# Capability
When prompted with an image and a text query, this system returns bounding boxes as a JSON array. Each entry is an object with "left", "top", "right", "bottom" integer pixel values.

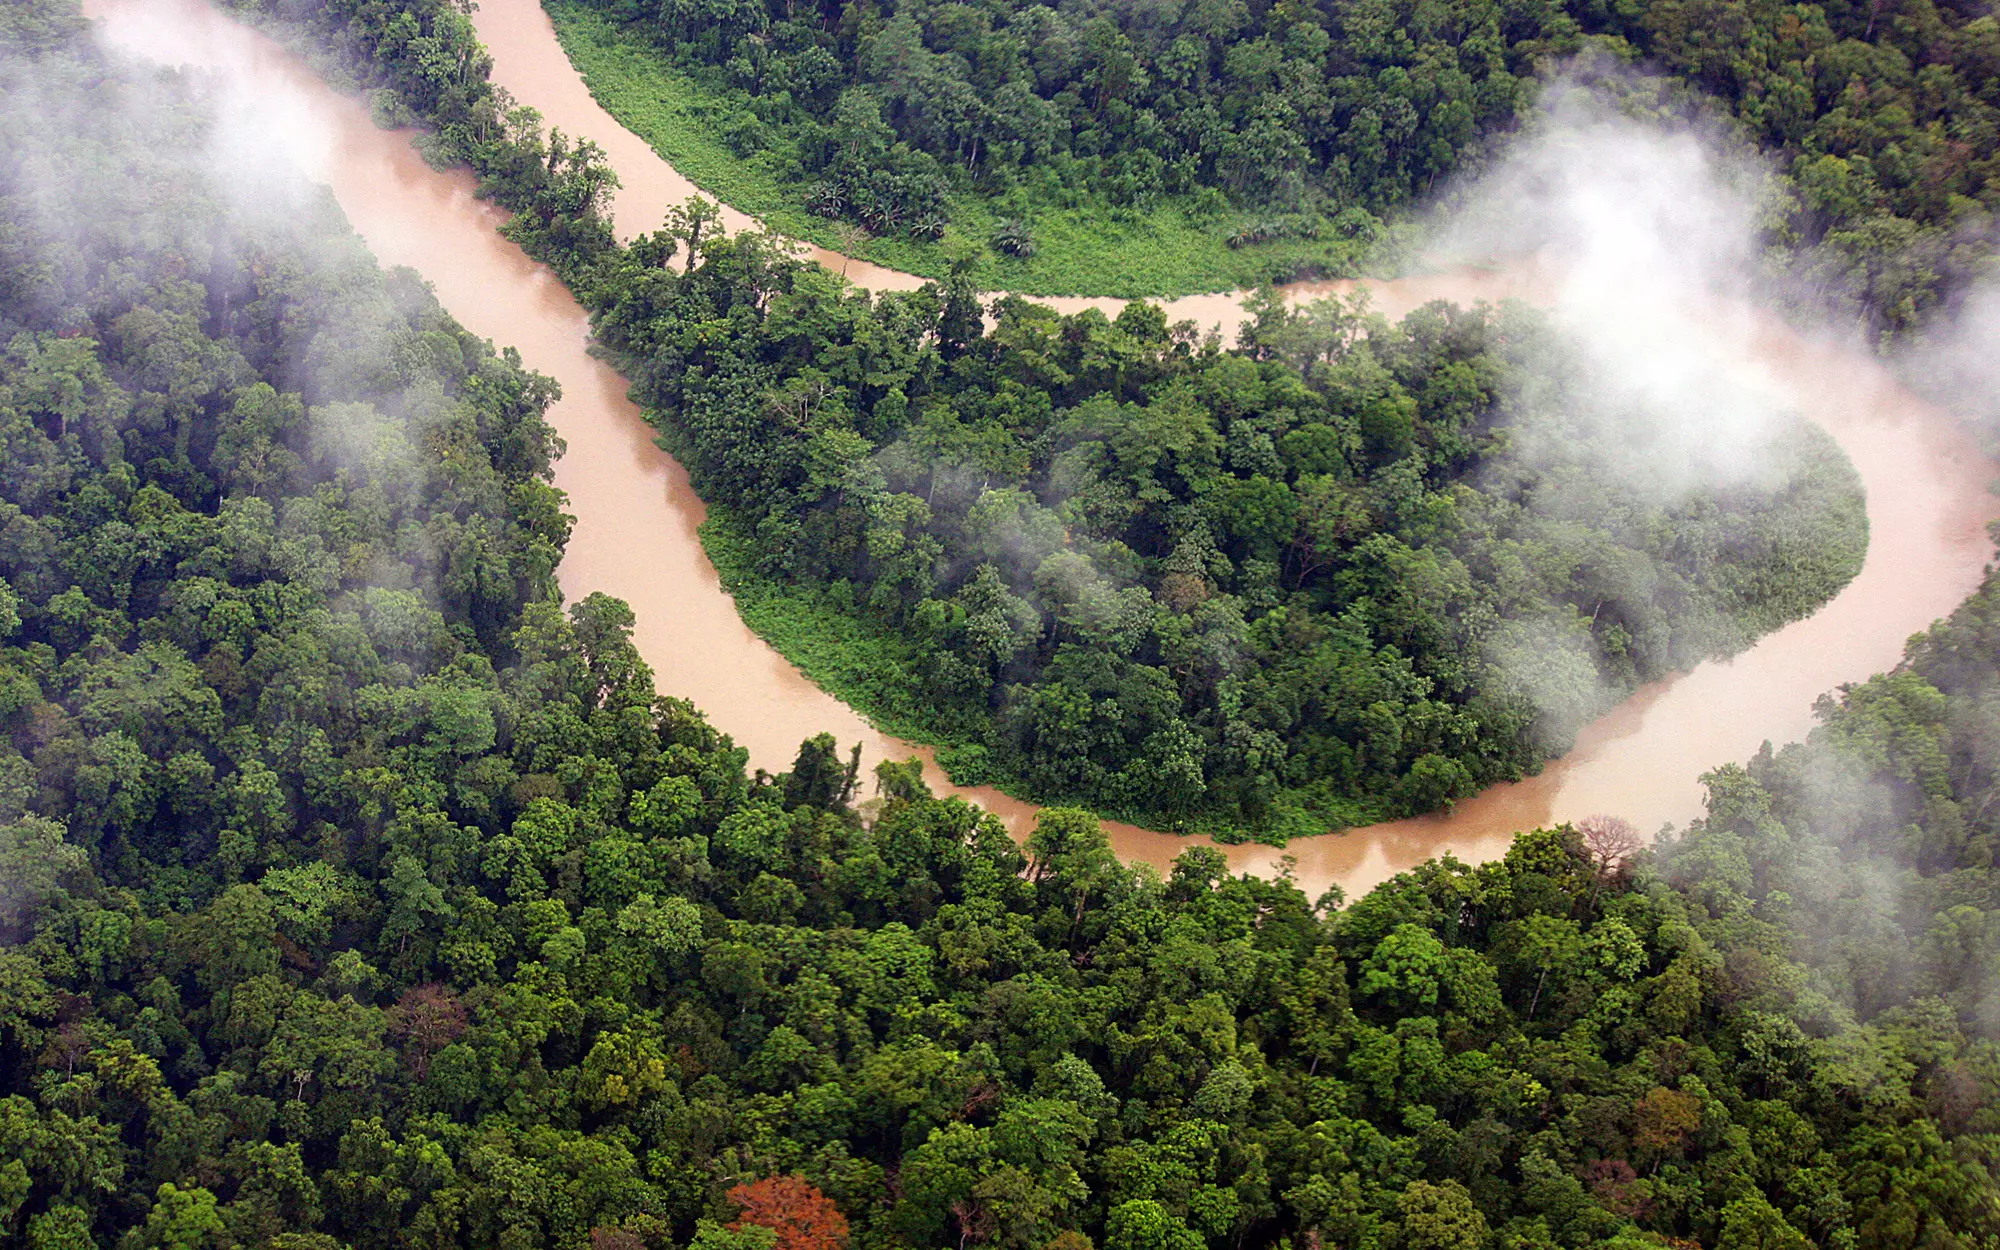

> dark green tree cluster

[
  {"left": 570, "top": 0, "right": 1579, "bottom": 239},
  {"left": 579, "top": 222, "right": 1862, "bottom": 836},
  {"left": 34, "top": 737, "right": 2000, "bottom": 1250}
]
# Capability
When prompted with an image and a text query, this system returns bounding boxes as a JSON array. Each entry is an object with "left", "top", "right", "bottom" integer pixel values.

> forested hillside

[{"left": 2, "top": 7, "right": 1999, "bottom": 1250}]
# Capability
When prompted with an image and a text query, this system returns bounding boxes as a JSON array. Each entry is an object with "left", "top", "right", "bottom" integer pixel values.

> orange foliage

[{"left": 728, "top": 1176, "right": 850, "bottom": 1250}]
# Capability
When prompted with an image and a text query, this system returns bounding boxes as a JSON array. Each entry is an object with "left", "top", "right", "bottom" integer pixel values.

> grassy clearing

[{"left": 545, "top": 0, "right": 1366, "bottom": 300}]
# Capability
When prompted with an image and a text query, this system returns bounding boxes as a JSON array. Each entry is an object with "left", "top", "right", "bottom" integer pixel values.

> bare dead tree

[
  {"left": 1578, "top": 814, "right": 1645, "bottom": 886},
  {"left": 950, "top": 1197, "right": 995, "bottom": 1250}
]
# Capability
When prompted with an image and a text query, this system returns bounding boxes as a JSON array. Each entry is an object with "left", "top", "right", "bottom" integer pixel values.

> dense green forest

[
  {"left": 3, "top": 6, "right": 2000, "bottom": 1250},
  {"left": 213, "top": 0, "right": 1878, "bottom": 835},
  {"left": 217, "top": 0, "right": 1871, "bottom": 837},
  {"left": 529, "top": 0, "right": 2000, "bottom": 321},
  {"left": 584, "top": 230, "right": 1865, "bottom": 836}
]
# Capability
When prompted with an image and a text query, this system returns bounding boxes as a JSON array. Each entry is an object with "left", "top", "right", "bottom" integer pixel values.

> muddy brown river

[{"left": 88, "top": 0, "right": 2000, "bottom": 898}]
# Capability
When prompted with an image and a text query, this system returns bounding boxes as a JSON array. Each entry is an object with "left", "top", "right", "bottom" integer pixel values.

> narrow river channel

[{"left": 87, "top": 0, "right": 2000, "bottom": 898}]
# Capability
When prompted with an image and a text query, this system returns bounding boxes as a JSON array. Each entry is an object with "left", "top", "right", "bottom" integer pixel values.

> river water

[{"left": 87, "top": 0, "right": 2000, "bottom": 898}]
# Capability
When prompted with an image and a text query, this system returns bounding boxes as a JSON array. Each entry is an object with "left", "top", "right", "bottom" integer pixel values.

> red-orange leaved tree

[{"left": 728, "top": 1176, "right": 849, "bottom": 1250}]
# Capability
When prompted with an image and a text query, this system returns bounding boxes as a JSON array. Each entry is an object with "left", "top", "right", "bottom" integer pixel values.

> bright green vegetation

[
  {"left": 7, "top": 7, "right": 2000, "bottom": 1250},
  {"left": 556, "top": 0, "right": 2000, "bottom": 328},
  {"left": 588, "top": 227, "right": 1865, "bottom": 839},
  {"left": 544, "top": 1, "right": 1379, "bottom": 298}
]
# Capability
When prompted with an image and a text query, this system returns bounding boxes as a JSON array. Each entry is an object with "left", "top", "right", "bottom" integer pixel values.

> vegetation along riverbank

[
  {"left": 609, "top": 245, "right": 1866, "bottom": 840},
  {"left": 545, "top": 0, "right": 2000, "bottom": 325}
]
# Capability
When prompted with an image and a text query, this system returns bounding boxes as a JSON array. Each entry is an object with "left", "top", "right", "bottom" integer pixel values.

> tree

[
  {"left": 385, "top": 984, "right": 468, "bottom": 1078},
  {"left": 1103, "top": 1201, "right": 1203, "bottom": 1250},
  {"left": 1632, "top": 1087, "right": 1702, "bottom": 1166},
  {"left": 785, "top": 734, "right": 861, "bottom": 811},
  {"left": 192, "top": 885, "right": 280, "bottom": 993},
  {"left": 1358, "top": 924, "right": 1447, "bottom": 1010},
  {"left": 136, "top": 1184, "right": 227, "bottom": 1250},
  {"left": 692, "top": 1223, "right": 778, "bottom": 1250},
  {"left": 25, "top": 1207, "right": 95, "bottom": 1250},
  {"left": 1715, "top": 1194, "right": 1811, "bottom": 1250},
  {"left": 1281, "top": 945, "right": 1355, "bottom": 1073},
  {"left": 1395, "top": 1181, "right": 1488, "bottom": 1250},
  {"left": 1578, "top": 815, "right": 1644, "bottom": 883},
  {"left": 0, "top": 817, "right": 87, "bottom": 943},
  {"left": 1510, "top": 915, "right": 1585, "bottom": 1021},
  {"left": 729, "top": 1176, "right": 850, "bottom": 1250},
  {"left": 1026, "top": 808, "right": 1121, "bottom": 944},
  {"left": 224, "top": 1142, "right": 324, "bottom": 1246}
]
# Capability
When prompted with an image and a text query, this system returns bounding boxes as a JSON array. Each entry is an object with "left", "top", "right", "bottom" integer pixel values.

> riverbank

[{"left": 543, "top": 0, "right": 1381, "bottom": 299}]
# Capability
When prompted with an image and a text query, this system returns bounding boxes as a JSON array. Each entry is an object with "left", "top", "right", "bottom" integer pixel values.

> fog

[
  {"left": 1415, "top": 67, "right": 2000, "bottom": 1031},
  {"left": 1366, "top": 68, "right": 1851, "bottom": 752},
  {"left": 1897, "top": 276, "right": 2000, "bottom": 454},
  {"left": 1, "top": 15, "right": 496, "bottom": 669},
  {"left": 1430, "top": 68, "right": 1803, "bottom": 501}
]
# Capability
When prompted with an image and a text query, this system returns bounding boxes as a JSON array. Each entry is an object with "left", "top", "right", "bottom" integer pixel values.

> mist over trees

[
  {"left": 201, "top": 0, "right": 1869, "bottom": 837},
  {"left": 2, "top": 4, "right": 1999, "bottom": 1250},
  {"left": 583, "top": 229, "right": 1864, "bottom": 837}
]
